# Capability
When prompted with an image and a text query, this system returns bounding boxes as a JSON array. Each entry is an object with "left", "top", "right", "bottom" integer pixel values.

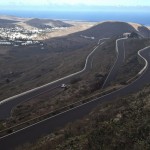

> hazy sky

[{"left": 1, "top": 0, "right": 150, "bottom": 10}]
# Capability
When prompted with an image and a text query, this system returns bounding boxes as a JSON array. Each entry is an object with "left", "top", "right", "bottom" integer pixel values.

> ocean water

[{"left": 0, "top": 10, "right": 150, "bottom": 26}]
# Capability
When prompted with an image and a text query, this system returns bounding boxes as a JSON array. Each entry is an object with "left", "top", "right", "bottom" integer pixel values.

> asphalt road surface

[
  {"left": 0, "top": 38, "right": 108, "bottom": 119},
  {"left": 102, "top": 38, "right": 127, "bottom": 88},
  {"left": 0, "top": 45, "right": 150, "bottom": 150}
]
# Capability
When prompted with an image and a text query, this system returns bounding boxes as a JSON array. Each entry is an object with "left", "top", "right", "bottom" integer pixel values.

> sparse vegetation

[
  {"left": 0, "top": 35, "right": 96, "bottom": 101},
  {"left": 2, "top": 37, "right": 150, "bottom": 131},
  {"left": 16, "top": 84, "right": 150, "bottom": 150},
  {"left": 70, "top": 77, "right": 82, "bottom": 84},
  {"left": 114, "top": 39, "right": 150, "bottom": 84},
  {"left": 1, "top": 18, "right": 150, "bottom": 150},
  {"left": 0, "top": 38, "right": 116, "bottom": 128}
]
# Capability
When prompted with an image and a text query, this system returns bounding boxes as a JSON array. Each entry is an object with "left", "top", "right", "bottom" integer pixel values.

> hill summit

[{"left": 79, "top": 21, "right": 150, "bottom": 38}]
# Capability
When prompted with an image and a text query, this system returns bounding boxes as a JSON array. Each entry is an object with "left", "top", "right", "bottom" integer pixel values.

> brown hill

[
  {"left": 78, "top": 21, "right": 150, "bottom": 38},
  {"left": 0, "top": 19, "right": 19, "bottom": 28},
  {"left": 0, "top": 18, "right": 19, "bottom": 24},
  {"left": 25, "top": 18, "right": 72, "bottom": 29},
  {"left": 0, "top": 19, "right": 18, "bottom": 28}
]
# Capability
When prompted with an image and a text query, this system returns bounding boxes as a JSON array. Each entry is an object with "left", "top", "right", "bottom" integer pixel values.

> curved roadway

[
  {"left": 0, "top": 38, "right": 109, "bottom": 119},
  {"left": 102, "top": 37, "right": 127, "bottom": 88},
  {"left": 0, "top": 41, "right": 150, "bottom": 149}
]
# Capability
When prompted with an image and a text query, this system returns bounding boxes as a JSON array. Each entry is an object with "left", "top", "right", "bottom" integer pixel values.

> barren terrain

[{"left": 25, "top": 21, "right": 96, "bottom": 40}]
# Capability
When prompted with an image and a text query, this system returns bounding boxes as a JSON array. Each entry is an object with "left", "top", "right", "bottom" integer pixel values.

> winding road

[
  {"left": 102, "top": 37, "right": 127, "bottom": 88},
  {"left": 0, "top": 37, "right": 150, "bottom": 149},
  {"left": 0, "top": 38, "right": 109, "bottom": 119}
]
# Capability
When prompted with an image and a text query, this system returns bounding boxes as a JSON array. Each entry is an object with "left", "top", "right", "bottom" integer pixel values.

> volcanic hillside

[
  {"left": 137, "top": 25, "right": 150, "bottom": 37},
  {"left": 78, "top": 21, "right": 150, "bottom": 38}
]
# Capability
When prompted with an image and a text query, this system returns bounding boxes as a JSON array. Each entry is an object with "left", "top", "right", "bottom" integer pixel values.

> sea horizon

[{"left": 0, "top": 10, "right": 150, "bottom": 26}]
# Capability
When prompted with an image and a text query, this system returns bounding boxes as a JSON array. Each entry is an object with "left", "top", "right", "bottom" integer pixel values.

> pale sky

[
  {"left": 0, "top": 0, "right": 150, "bottom": 10},
  {"left": 1, "top": 0, "right": 150, "bottom": 6}
]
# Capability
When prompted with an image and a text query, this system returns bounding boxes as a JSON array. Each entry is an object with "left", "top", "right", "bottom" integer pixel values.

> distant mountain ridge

[
  {"left": 25, "top": 18, "right": 72, "bottom": 29},
  {"left": 0, "top": 19, "right": 19, "bottom": 24},
  {"left": 0, "top": 15, "right": 149, "bottom": 39},
  {"left": 0, "top": 19, "right": 20, "bottom": 28}
]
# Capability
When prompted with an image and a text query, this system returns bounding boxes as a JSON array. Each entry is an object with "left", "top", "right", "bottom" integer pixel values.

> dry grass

[{"left": 129, "top": 22, "right": 142, "bottom": 31}]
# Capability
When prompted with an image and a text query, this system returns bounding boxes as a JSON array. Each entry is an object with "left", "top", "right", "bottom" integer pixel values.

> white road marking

[
  {"left": 102, "top": 37, "right": 127, "bottom": 88},
  {"left": 102, "top": 36, "right": 150, "bottom": 89},
  {"left": 138, "top": 46, "right": 150, "bottom": 75},
  {"left": 0, "top": 38, "right": 109, "bottom": 105},
  {"left": 1, "top": 45, "right": 150, "bottom": 140},
  {"left": 1, "top": 38, "right": 150, "bottom": 140}
]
